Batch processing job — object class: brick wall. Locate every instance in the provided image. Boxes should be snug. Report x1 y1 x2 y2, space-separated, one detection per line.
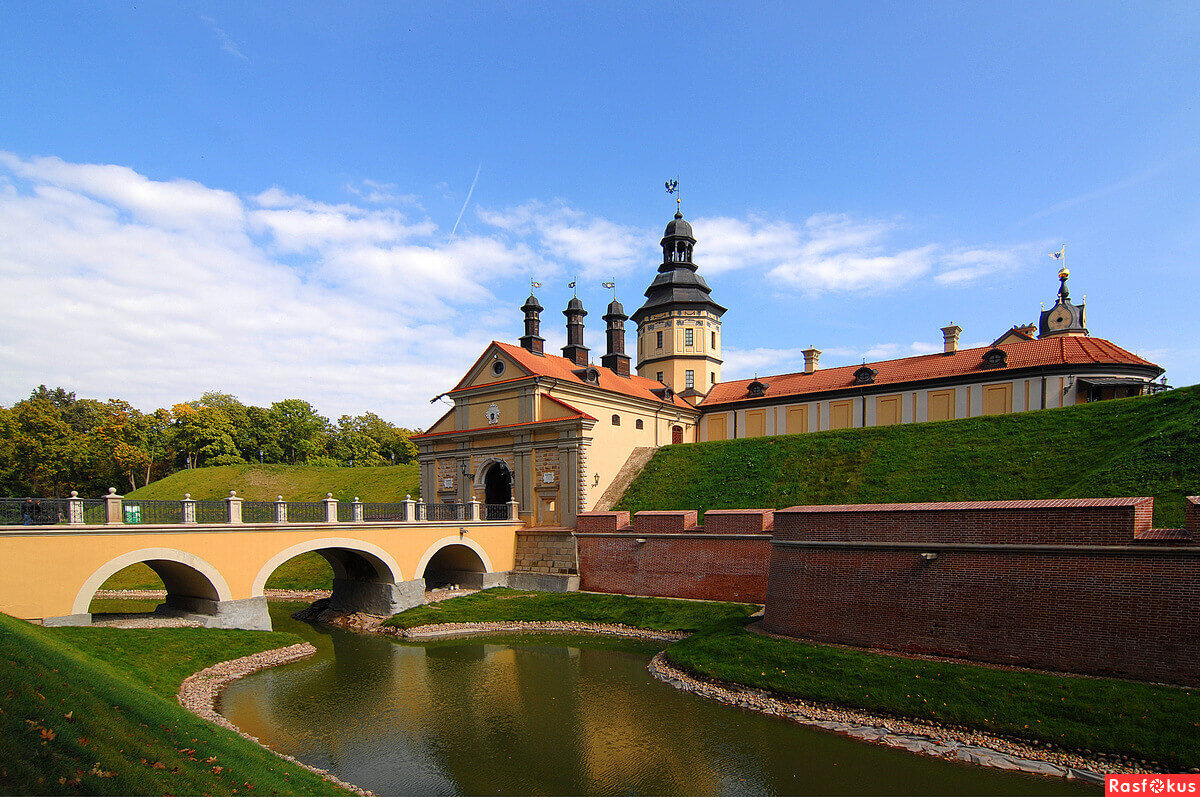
513 529 577 575
576 510 772 603
764 497 1200 686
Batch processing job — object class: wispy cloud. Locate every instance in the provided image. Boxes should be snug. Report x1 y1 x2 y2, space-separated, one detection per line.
1015 160 1172 228
201 16 249 62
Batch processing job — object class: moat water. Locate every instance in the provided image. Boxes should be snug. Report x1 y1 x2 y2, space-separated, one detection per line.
217 603 1098 796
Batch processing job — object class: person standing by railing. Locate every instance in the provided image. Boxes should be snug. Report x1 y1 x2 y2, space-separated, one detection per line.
22 498 41 525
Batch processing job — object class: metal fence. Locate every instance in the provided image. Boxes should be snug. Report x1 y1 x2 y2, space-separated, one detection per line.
194 500 226 524
242 501 277 523
362 502 407 522
288 501 325 523
337 501 356 522
0 498 69 526
120 499 182 525
423 502 465 521
483 503 510 521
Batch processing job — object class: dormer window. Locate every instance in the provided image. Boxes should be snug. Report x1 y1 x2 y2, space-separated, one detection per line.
853 366 878 385
573 366 601 384
747 380 768 397
982 348 1008 368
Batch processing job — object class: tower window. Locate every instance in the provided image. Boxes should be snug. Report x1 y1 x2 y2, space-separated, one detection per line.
656 371 664 383
711 372 716 384
635 419 644 429
656 331 663 349
612 414 621 426
685 370 695 389
711 331 716 348
685 328 694 347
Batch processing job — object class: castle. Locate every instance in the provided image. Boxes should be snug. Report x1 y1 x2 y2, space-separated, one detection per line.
413 210 1164 527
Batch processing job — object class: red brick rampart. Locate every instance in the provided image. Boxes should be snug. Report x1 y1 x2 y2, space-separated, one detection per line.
575 510 772 603
764 496 1200 685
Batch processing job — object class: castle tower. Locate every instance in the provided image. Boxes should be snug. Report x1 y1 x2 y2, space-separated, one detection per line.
631 211 726 399
561 296 589 366
1038 268 1088 338
519 292 545 354
601 298 631 376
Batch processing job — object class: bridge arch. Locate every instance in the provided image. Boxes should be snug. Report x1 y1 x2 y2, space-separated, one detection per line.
73 548 232 616
251 538 403 597
416 535 495 589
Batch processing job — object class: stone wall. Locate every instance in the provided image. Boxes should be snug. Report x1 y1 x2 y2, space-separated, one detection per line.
763 497 1200 686
575 510 773 603
513 528 577 575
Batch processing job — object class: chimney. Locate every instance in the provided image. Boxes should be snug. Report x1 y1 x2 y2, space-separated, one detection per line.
601 299 631 377
802 346 821 374
519 293 544 354
561 297 589 366
941 324 962 355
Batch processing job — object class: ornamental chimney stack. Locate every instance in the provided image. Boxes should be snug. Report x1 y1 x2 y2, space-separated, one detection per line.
802 347 821 374
561 297 589 366
601 299 631 377
941 324 962 355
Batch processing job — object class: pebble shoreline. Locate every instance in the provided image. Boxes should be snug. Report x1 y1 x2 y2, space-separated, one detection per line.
177 643 373 796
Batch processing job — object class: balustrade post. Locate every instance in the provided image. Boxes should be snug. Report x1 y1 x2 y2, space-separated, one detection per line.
68 491 84 525
225 490 243 524
274 495 288 523
324 493 338 523
352 497 363 523
401 495 416 522
181 493 197 524
416 500 427 522
507 499 520 522
104 488 124 525
467 498 481 521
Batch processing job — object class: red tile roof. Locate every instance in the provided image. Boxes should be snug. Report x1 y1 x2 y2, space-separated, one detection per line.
453 341 696 410
702 336 1162 408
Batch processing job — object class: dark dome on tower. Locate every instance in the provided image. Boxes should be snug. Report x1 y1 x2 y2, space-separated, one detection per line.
566 296 585 312
663 211 694 240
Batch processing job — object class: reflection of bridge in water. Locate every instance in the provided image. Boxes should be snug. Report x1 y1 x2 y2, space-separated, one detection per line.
0 491 522 630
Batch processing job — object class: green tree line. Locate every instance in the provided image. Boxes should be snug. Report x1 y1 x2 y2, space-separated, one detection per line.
0 386 420 497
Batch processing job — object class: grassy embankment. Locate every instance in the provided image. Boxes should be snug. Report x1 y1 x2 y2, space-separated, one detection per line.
384 587 755 632
0 612 348 795
98 463 420 596
387 589 1200 771
618 384 1200 528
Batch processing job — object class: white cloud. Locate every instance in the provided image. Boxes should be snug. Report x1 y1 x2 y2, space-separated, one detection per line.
478 200 647 279
201 16 249 62
0 152 535 426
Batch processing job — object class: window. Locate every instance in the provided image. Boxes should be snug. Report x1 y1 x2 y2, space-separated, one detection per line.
685 370 695 389
656 331 663 349
635 419 644 429
685 328 694 347
491 359 505 376
656 371 664 383
611 414 621 426
710 372 716 385
711 331 716 348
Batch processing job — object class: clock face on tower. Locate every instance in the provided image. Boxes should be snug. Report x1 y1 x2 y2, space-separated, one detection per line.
1047 307 1071 331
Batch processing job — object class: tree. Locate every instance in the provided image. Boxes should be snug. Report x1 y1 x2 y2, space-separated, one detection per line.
327 415 384 466
352 411 419 464
269 399 329 464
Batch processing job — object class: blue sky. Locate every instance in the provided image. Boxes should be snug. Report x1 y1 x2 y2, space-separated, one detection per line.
2 2 1197 426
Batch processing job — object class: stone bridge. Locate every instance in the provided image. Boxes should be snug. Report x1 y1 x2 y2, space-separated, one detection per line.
0 492 523 630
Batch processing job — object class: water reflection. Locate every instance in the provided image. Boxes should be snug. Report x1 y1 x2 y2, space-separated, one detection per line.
218 604 1098 796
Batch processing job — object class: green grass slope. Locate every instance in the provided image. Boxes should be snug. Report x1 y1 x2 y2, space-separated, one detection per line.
127 462 420 502
0 613 347 795
617 385 1200 527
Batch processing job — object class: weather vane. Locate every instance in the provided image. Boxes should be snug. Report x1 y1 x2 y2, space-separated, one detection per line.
568 278 577 296
1048 244 1067 270
665 178 680 212
530 278 542 292
602 280 616 297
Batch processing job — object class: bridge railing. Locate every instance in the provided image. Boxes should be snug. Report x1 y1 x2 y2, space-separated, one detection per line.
3 491 520 526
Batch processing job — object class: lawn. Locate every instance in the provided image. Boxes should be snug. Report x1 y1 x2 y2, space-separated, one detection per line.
667 618 1200 771
618 384 1200 527
384 587 755 632
125 462 420 503
0 612 349 795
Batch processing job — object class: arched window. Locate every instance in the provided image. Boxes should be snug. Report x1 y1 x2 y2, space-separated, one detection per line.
635 419 644 430
612 414 621 426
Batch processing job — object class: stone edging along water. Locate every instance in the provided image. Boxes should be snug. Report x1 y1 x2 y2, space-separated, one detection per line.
177 643 374 797
383 618 1117 786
